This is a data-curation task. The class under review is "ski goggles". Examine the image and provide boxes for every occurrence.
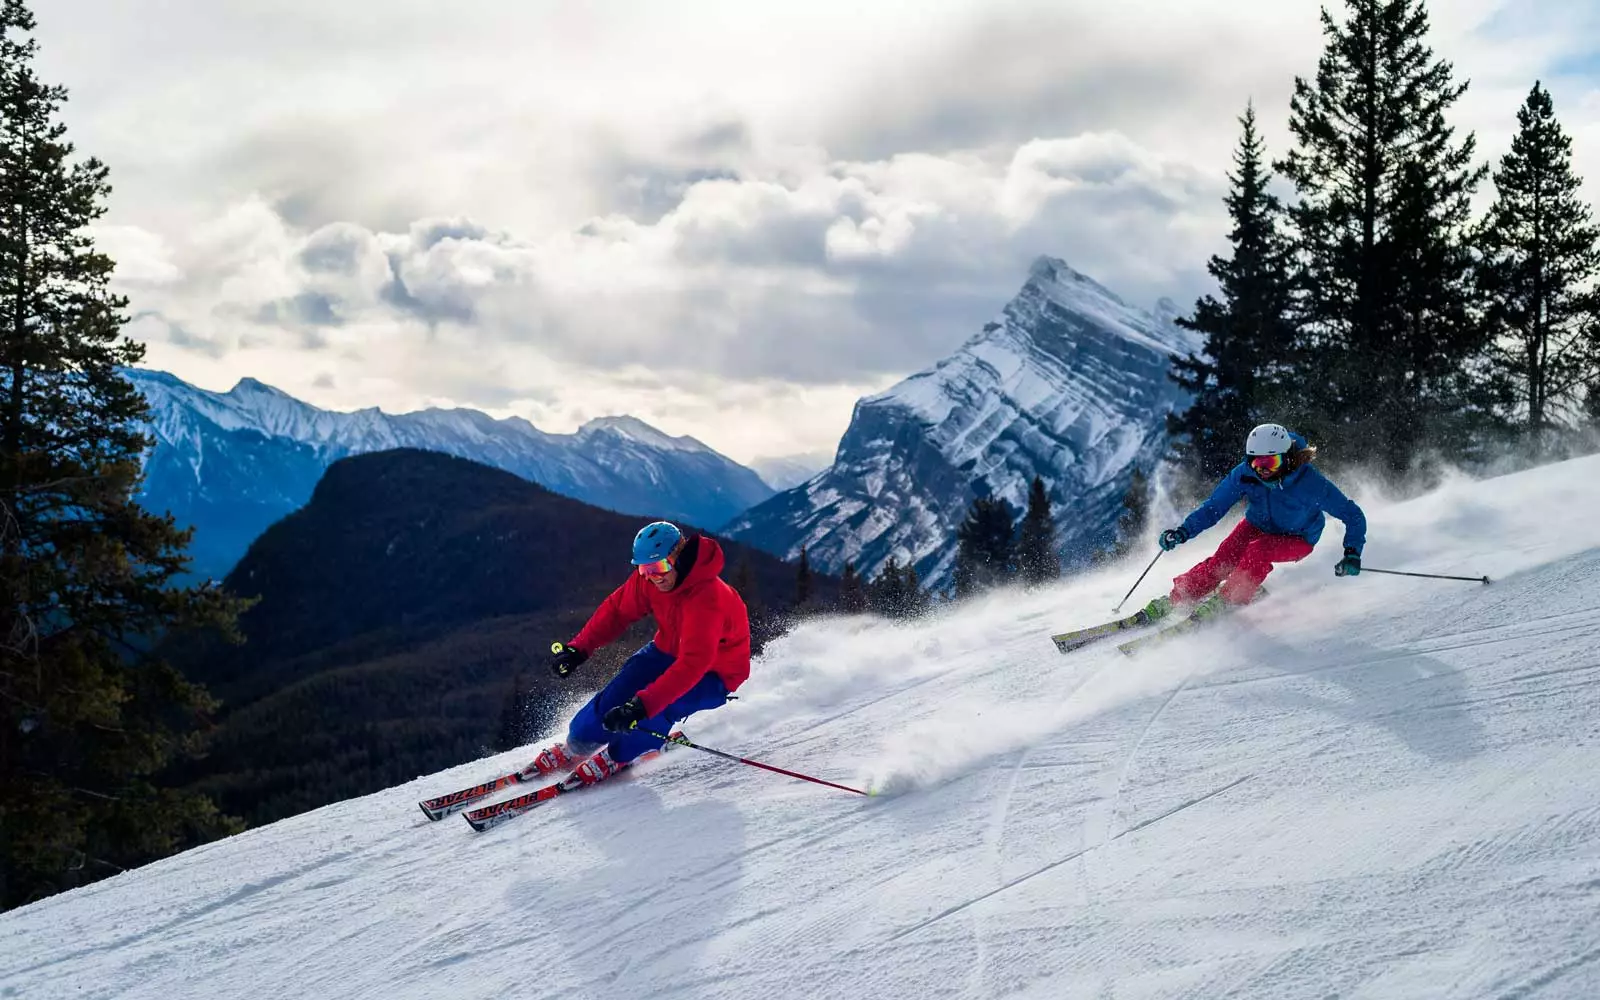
[1248,453,1285,478]
[636,556,674,579]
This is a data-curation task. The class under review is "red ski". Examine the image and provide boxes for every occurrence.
[418,742,580,821]
[462,732,683,832]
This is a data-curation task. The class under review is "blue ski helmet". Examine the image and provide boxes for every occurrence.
[631,521,682,565]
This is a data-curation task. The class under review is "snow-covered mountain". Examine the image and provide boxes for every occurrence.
[725,256,1203,586]
[127,369,774,579]
[6,454,1600,998]
[748,451,835,491]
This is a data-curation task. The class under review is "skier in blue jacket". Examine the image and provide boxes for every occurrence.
[1146,423,1367,622]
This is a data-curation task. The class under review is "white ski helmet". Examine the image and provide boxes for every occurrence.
[1244,423,1293,457]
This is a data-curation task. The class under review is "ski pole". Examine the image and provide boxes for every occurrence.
[1111,549,1163,613]
[644,729,873,796]
[1360,567,1491,584]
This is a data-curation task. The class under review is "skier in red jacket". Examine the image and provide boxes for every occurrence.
[548,521,751,773]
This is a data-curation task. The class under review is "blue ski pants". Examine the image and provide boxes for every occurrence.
[566,642,730,762]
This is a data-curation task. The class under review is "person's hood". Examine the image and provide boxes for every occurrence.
[674,534,726,591]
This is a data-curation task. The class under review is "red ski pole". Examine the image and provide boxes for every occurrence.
[645,729,873,796]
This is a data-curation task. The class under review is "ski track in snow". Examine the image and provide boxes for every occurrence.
[5,456,1600,998]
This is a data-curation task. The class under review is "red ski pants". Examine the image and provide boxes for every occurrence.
[1170,520,1313,606]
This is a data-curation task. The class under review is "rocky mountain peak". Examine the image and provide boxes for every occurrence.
[725,260,1199,587]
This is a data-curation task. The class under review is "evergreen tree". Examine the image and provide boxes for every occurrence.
[795,546,812,607]
[1170,103,1298,481]
[1276,0,1488,472]
[866,557,900,617]
[952,497,1016,598]
[732,549,758,610]
[493,670,528,751]
[899,564,929,618]
[865,560,887,611]
[863,556,927,619]
[730,547,775,641]
[1097,468,1153,562]
[1014,476,1060,585]
[0,1,244,910]
[1384,154,1498,457]
[1478,82,1600,442]
[837,561,866,613]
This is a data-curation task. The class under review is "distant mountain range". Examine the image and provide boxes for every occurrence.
[748,452,835,492]
[724,256,1200,587]
[127,368,774,580]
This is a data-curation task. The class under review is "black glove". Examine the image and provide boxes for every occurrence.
[549,642,588,678]
[1158,527,1189,552]
[602,696,648,733]
[1335,548,1362,577]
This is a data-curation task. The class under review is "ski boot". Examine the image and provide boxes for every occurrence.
[1141,595,1175,623]
[519,743,580,780]
[571,747,627,785]
[1187,593,1233,622]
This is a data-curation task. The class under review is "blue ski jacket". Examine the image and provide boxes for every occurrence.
[1179,432,1367,553]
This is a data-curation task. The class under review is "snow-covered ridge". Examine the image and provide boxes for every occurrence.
[6,453,1599,998]
[577,414,710,453]
[727,256,1203,586]
[133,370,689,455]
[125,367,774,579]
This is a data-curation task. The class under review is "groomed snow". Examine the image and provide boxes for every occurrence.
[5,455,1600,998]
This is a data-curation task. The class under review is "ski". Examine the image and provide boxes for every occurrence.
[1117,614,1214,655]
[1050,608,1158,653]
[418,742,580,821]
[1117,588,1269,656]
[462,732,684,832]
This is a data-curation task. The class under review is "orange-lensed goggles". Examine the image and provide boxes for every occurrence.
[636,557,674,578]
[1249,453,1285,477]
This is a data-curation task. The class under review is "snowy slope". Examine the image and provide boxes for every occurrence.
[127,368,773,579]
[725,256,1202,587]
[6,454,1600,999]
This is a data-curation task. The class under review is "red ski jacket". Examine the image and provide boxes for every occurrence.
[569,535,751,716]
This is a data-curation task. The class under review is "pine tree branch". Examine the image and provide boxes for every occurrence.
[0,683,46,714]
[69,785,121,802]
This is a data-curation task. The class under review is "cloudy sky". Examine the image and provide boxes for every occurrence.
[32,0,1600,466]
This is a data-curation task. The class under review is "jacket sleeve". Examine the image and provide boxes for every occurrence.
[636,590,721,716]
[1316,472,1367,554]
[570,576,650,653]
[1180,469,1245,539]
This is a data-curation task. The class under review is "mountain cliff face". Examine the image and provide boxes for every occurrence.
[723,256,1201,587]
[127,369,773,579]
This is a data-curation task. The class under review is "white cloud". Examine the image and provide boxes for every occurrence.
[91,225,182,286]
[116,129,1223,380]
[32,0,1600,463]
